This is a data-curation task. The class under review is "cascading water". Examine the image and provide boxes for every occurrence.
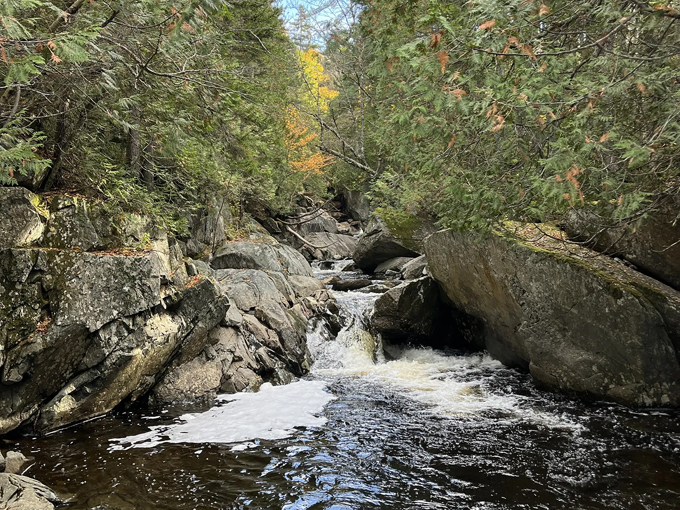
[11,261,680,509]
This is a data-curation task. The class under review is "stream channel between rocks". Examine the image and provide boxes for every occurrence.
[8,261,680,510]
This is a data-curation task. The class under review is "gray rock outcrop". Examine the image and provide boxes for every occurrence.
[0,188,339,434]
[297,211,339,236]
[304,232,357,260]
[370,277,456,345]
[212,241,313,276]
[0,187,45,248]
[0,473,63,510]
[0,244,226,433]
[401,255,427,280]
[374,256,414,275]
[151,266,335,403]
[341,190,371,224]
[353,216,420,272]
[42,196,102,251]
[425,229,680,407]
[564,197,680,291]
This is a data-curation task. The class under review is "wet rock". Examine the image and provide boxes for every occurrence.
[0,187,45,248]
[0,473,63,510]
[401,255,427,280]
[0,243,229,433]
[34,279,228,432]
[215,268,313,375]
[370,277,454,345]
[330,278,373,291]
[425,229,680,407]
[240,315,282,356]
[352,216,420,272]
[374,256,414,275]
[152,354,223,404]
[4,452,32,475]
[212,240,313,276]
[356,282,401,294]
[564,197,680,291]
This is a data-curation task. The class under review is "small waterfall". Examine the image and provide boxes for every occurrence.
[307,290,383,372]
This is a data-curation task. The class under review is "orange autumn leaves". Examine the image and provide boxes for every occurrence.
[285,105,332,175]
[556,165,585,205]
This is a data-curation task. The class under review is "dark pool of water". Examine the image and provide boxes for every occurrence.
[9,364,680,510]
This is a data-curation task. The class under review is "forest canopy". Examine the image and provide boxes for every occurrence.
[2,0,679,235]
[319,0,680,232]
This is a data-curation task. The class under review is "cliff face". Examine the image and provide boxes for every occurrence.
[0,187,335,434]
[424,228,680,407]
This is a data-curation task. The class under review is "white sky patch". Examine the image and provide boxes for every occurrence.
[110,381,335,450]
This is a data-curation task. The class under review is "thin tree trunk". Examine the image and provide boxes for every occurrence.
[126,104,141,178]
[141,139,155,191]
[43,100,69,191]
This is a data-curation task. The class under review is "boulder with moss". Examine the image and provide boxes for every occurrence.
[0,187,46,248]
[425,227,680,407]
[352,215,423,272]
[0,245,226,434]
[564,196,680,291]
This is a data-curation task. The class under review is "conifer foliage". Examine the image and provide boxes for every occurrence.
[0,0,322,226]
[322,0,680,231]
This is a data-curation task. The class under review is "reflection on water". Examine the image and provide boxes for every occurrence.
[10,263,680,509]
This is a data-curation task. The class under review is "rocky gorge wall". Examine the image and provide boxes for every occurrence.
[0,186,336,436]
[353,211,680,407]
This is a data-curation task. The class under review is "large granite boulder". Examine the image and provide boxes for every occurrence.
[370,277,456,345]
[341,190,371,224]
[352,216,420,272]
[425,229,680,407]
[564,197,680,291]
[401,255,427,280]
[0,247,227,434]
[0,187,45,248]
[304,232,357,260]
[297,210,338,236]
[150,267,327,404]
[212,241,313,277]
[374,256,414,275]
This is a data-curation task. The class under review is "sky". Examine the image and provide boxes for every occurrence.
[277,0,353,47]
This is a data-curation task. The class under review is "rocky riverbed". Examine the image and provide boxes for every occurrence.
[1,185,679,508]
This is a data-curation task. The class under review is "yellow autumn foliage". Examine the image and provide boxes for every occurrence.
[284,49,338,176]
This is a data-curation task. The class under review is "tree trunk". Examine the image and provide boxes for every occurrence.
[141,139,155,191]
[126,104,141,178]
[43,100,69,191]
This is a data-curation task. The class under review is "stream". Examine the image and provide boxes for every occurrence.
[10,261,680,509]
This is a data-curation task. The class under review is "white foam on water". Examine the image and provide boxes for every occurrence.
[310,317,583,432]
[109,381,335,450]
